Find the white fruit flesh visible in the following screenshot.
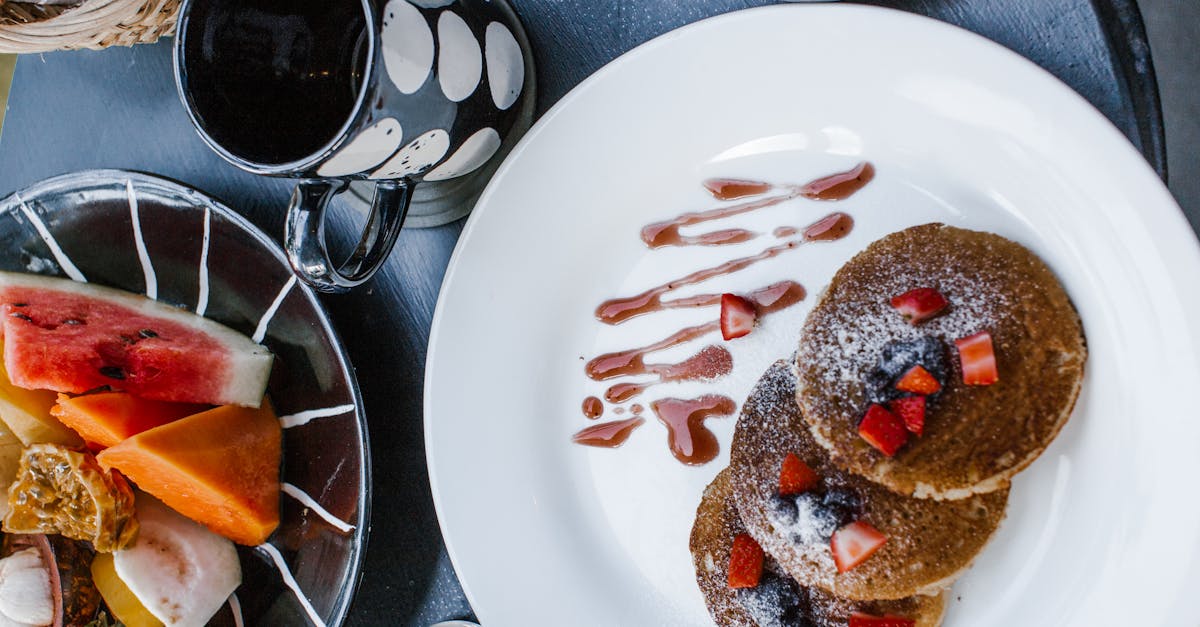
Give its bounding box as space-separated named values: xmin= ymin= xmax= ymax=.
xmin=0 ymin=547 xmax=52 ymax=626
xmin=0 ymin=615 xmax=36 ymax=627
xmin=113 ymin=496 xmax=241 ymax=627
xmin=0 ymin=272 xmax=272 ymax=408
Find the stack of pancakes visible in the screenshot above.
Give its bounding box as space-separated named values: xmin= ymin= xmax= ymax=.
xmin=690 ymin=225 xmax=1087 ymax=626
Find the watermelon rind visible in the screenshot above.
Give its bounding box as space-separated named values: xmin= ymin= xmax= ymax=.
xmin=0 ymin=272 xmax=273 ymax=408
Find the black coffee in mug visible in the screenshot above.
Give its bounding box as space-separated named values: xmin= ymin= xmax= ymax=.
xmin=175 ymin=0 xmax=530 ymax=291
xmin=182 ymin=1 xmax=370 ymax=166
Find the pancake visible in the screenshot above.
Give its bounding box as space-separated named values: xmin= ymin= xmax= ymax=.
xmin=729 ymin=361 xmax=1008 ymax=600
xmin=796 ymin=224 xmax=1086 ymax=499
xmin=690 ymin=468 xmax=946 ymax=627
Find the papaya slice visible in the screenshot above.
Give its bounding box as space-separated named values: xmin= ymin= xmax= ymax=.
xmin=96 ymin=400 xmax=281 ymax=546
xmin=51 ymin=393 xmax=206 ymax=449
xmin=0 ymin=344 xmax=81 ymax=447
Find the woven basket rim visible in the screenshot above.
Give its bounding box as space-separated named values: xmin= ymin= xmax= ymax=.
xmin=0 ymin=0 xmax=178 ymax=53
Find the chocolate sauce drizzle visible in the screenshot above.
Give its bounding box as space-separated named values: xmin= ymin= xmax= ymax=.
xmin=575 ymin=163 xmax=871 ymax=463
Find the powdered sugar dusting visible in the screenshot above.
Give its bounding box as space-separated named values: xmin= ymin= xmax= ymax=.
xmin=740 ymin=359 xmax=801 ymax=421
xmin=767 ymin=494 xmax=841 ymax=548
xmin=730 ymin=360 xmax=1010 ymax=599
xmin=694 ymin=464 xmax=941 ymax=627
xmin=756 ymin=508 xmax=838 ymax=581
xmin=734 ymin=570 xmax=805 ymax=627
xmin=802 ymin=265 xmax=1006 ymax=412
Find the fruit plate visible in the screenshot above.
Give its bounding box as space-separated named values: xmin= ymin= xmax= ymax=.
xmin=424 ymin=4 xmax=1200 ymax=627
xmin=0 ymin=170 xmax=369 ymax=626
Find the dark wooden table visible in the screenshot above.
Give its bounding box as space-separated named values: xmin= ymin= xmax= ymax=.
xmin=0 ymin=1 xmax=1165 ymax=624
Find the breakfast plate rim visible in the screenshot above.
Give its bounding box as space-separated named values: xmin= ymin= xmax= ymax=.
xmin=425 ymin=3 xmax=1200 ymax=625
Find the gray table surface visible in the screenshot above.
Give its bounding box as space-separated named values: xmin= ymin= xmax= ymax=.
xmin=0 ymin=1 xmax=1168 ymax=625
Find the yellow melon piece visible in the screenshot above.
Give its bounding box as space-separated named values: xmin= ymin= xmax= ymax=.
xmin=97 ymin=400 xmax=281 ymax=546
xmin=0 ymin=418 xmax=23 ymax=519
xmin=91 ymin=552 xmax=164 ymax=627
xmin=0 ymin=348 xmax=81 ymax=446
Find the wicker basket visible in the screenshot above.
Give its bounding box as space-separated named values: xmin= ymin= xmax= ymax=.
xmin=0 ymin=0 xmax=178 ymax=53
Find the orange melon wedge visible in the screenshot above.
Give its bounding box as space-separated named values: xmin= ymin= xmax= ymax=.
xmin=96 ymin=400 xmax=281 ymax=546
xmin=51 ymin=393 xmax=207 ymax=449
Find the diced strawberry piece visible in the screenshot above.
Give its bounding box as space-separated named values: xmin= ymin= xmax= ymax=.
xmin=857 ymin=405 xmax=909 ymax=456
xmin=889 ymin=288 xmax=949 ymax=324
xmin=727 ymin=533 xmax=764 ymax=588
xmin=888 ymin=396 xmax=926 ymax=436
xmin=849 ymin=612 xmax=916 ymax=627
xmin=895 ymin=364 xmax=941 ymax=395
xmin=955 ymin=331 xmax=999 ymax=385
xmin=720 ymin=293 xmax=757 ymax=340
xmin=779 ymin=452 xmax=820 ymax=495
xmin=830 ymin=520 xmax=887 ymax=573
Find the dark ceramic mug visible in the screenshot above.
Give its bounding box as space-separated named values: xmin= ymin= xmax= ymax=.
xmin=174 ymin=0 xmax=529 ymax=291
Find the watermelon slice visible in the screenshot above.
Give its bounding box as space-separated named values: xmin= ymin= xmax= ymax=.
xmin=0 ymin=272 xmax=273 ymax=407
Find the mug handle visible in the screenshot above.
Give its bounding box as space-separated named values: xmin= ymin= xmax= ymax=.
xmin=285 ymin=179 xmax=412 ymax=292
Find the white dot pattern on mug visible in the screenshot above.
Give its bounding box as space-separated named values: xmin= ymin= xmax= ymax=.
xmin=437 ymin=11 xmax=483 ymax=103
xmin=317 ymin=118 xmax=404 ymax=177
xmin=312 ymin=2 xmax=527 ymax=182
xmin=424 ymin=127 xmax=501 ymax=182
xmin=371 ymin=129 xmax=451 ymax=179
xmin=485 ymin=22 xmax=524 ymax=110
xmin=382 ymin=0 xmax=435 ymax=95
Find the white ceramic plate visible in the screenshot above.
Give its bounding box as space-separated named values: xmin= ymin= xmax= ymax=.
xmin=425 ymin=5 xmax=1200 ymax=626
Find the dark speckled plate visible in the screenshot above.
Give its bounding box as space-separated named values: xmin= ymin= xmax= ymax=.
xmin=0 ymin=170 xmax=369 ymax=627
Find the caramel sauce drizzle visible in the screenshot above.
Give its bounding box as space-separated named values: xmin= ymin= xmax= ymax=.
xmin=576 ymin=163 xmax=871 ymax=463
xmin=641 ymin=192 xmax=797 ymax=249
xmin=582 ymin=396 xmax=604 ymax=419
xmin=587 ymin=341 xmax=731 ymax=383
xmin=586 ymin=322 xmax=719 ymax=380
xmin=703 ymin=178 xmax=773 ymax=200
xmin=800 ymin=162 xmax=874 ymax=200
xmin=572 ymin=417 xmax=645 ymax=448
xmin=605 ymin=381 xmax=647 ymax=403
xmin=597 ymin=216 xmax=839 ymax=326
xmin=639 ymin=163 xmax=871 ymax=250
xmin=652 ymin=395 xmax=737 ymax=465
